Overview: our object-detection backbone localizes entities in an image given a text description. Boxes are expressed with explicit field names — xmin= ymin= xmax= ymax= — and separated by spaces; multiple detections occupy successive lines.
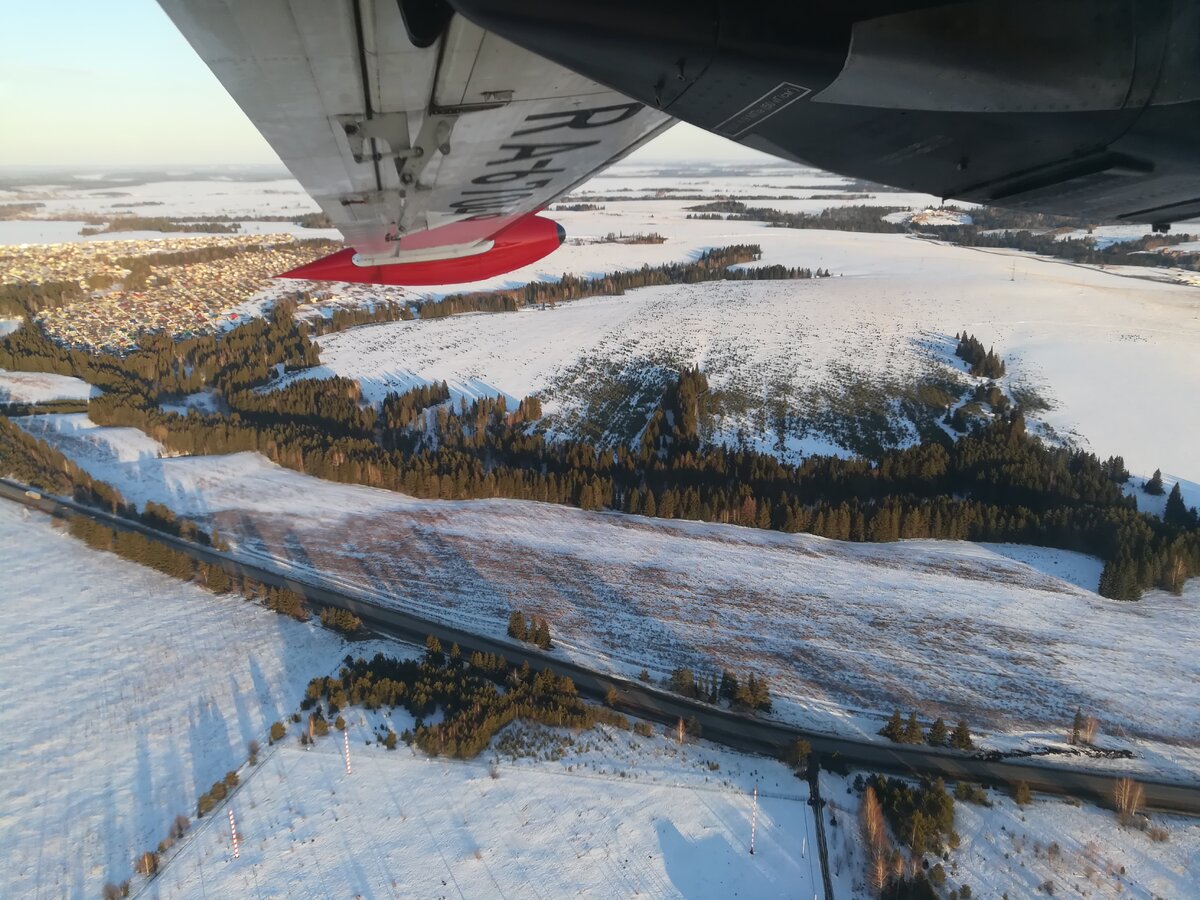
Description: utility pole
xmin=228 ymin=808 xmax=239 ymax=860
xmin=750 ymin=784 xmax=758 ymax=855
xmin=343 ymin=728 xmax=352 ymax=775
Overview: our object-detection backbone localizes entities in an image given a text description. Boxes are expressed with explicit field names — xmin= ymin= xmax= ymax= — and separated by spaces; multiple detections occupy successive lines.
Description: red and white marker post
xmin=343 ymin=728 xmax=352 ymax=775
xmin=228 ymin=808 xmax=239 ymax=860
xmin=749 ymin=784 xmax=758 ymax=855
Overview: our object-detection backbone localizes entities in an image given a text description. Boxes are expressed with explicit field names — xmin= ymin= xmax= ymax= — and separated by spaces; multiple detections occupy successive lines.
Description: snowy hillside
xmin=0 ymin=367 xmax=99 ymax=403
xmin=17 ymin=415 xmax=1200 ymax=781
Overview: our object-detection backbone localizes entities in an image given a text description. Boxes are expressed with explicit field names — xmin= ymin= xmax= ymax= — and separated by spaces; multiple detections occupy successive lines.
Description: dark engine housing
xmin=450 ymin=0 xmax=1200 ymax=224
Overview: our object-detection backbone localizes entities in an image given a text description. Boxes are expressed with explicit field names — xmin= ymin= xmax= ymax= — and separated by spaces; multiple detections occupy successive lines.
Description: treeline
xmin=929 ymin=221 xmax=1200 ymax=270
xmin=686 ymin=200 xmax=908 ymax=233
xmin=0 ymin=201 xmax=44 ymax=220
xmin=594 ymin=232 xmax=666 ymax=244
xmin=0 ymin=280 xmax=82 ymax=317
xmin=79 ymin=358 xmax=1200 ymax=600
xmin=0 ymin=415 xmax=129 ymax=512
xmin=380 ymin=380 xmax=450 ymax=433
xmin=308 ymin=244 xmax=798 ymax=335
xmin=80 ymin=217 xmax=242 ymax=235
xmin=954 ymin=332 xmax=1006 ymax=378
xmin=63 ymin=514 xmax=316 ymax=625
xmin=292 ymin=211 xmax=332 ymax=228
xmin=304 ymin=647 xmax=628 ymax=759
xmin=668 ymin=666 xmax=771 ymax=712
xmin=880 ymin=711 xmax=973 ymax=750
xmin=0 ymin=300 xmax=318 ymax=395
xmin=68 ymin=517 xmax=198 ymax=584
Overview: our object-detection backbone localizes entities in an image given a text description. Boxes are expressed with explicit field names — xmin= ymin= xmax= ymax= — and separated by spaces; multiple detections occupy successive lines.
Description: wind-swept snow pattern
xmin=155 ymin=720 xmax=824 ymax=900
xmin=0 ymin=502 xmax=350 ymax=898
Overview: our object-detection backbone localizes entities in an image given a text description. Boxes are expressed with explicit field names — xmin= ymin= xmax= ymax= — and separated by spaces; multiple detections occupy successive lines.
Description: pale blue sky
xmin=0 ymin=0 xmax=761 ymax=167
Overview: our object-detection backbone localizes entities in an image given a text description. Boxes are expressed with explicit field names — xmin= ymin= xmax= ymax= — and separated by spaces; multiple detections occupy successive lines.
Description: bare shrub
xmin=860 ymin=786 xmax=892 ymax=892
xmin=1148 ymin=825 xmax=1169 ymax=842
xmin=101 ymin=883 xmax=123 ymax=900
xmin=1113 ymin=778 xmax=1144 ymax=826
xmin=170 ymin=814 xmax=189 ymax=840
xmin=1080 ymin=716 xmax=1099 ymax=744
xmin=1012 ymin=780 xmax=1031 ymax=806
xmin=135 ymin=850 xmax=159 ymax=877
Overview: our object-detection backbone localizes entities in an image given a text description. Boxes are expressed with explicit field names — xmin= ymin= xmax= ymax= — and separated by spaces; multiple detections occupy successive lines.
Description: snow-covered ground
xmin=0 ymin=368 xmax=100 ymax=403
xmin=0 ymin=502 xmax=353 ymax=898
xmin=823 ymin=775 xmax=1200 ymax=899
xmin=16 ymin=415 xmax=1200 ymax=782
xmin=10 ymin=167 xmax=1197 ymax=491
xmin=154 ymin=716 xmax=825 ymax=900
xmin=261 ymin=211 xmax=1200 ymax=494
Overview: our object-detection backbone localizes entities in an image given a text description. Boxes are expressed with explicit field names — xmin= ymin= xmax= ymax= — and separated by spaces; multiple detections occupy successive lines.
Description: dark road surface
xmin=4 ymin=478 xmax=1199 ymax=822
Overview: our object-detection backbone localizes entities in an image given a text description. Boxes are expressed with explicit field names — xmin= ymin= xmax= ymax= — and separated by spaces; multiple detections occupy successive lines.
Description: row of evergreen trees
xmin=507 ymin=610 xmax=552 ymax=649
xmin=880 ymin=711 xmax=973 ymax=750
xmin=668 ymin=666 xmax=772 ymax=712
xmin=685 ymin=200 xmax=909 ymax=233
xmin=61 ymin=513 xmax=314 ymax=622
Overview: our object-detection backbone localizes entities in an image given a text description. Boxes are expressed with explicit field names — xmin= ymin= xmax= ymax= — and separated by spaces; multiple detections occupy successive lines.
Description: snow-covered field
xmin=0 ymin=367 xmax=99 ymax=403
xmin=16 ymin=414 xmax=1200 ymax=782
xmin=266 ymin=206 xmax=1200 ymax=494
xmin=0 ymin=502 xmax=351 ymax=898
xmin=154 ymin=716 xmax=826 ymax=900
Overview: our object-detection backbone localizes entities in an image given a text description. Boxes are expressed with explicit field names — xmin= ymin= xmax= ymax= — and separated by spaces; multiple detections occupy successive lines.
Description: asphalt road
xmin=4 ymin=477 xmax=1199 ymax=821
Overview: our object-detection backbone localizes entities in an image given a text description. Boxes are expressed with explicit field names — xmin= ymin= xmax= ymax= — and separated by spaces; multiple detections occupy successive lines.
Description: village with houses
xmin=0 ymin=234 xmax=336 ymax=352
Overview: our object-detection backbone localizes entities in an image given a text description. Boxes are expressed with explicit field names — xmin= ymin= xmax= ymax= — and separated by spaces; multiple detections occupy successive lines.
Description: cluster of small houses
xmin=2 ymin=235 xmax=329 ymax=352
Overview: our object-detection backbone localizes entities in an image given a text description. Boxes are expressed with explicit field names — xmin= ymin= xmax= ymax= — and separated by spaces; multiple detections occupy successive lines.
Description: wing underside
xmin=157 ymin=0 xmax=672 ymax=275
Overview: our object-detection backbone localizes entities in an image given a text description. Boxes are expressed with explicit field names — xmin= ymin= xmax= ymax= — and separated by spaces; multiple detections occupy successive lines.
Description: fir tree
xmin=506 ymin=610 xmax=527 ymax=641
xmin=903 ymin=712 xmax=924 ymax=744
xmin=949 ymin=720 xmax=974 ymax=750
xmin=1144 ymin=468 xmax=1165 ymax=495
xmin=881 ymin=710 xmax=905 ymax=742
xmin=1165 ymin=482 xmax=1194 ymax=528
xmin=926 ymin=717 xmax=948 ymax=747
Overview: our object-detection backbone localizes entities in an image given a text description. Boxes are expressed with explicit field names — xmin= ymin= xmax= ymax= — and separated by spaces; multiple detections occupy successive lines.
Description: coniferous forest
xmin=1 ymin=246 xmax=1197 ymax=603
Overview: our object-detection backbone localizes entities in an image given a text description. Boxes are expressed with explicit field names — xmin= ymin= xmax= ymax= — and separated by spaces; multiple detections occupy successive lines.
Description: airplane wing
xmin=157 ymin=0 xmax=673 ymax=284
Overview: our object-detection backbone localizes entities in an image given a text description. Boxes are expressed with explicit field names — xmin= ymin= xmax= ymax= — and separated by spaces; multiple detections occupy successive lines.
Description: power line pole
xmin=749 ymin=784 xmax=758 ymax=855
xmin=344 ymin=728 xmax=352 ymax=775
xmin=228 ymin=808 xmax=240 ymax=860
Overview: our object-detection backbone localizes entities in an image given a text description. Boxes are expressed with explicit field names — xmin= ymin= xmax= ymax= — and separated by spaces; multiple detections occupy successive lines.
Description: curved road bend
xmin=3 ymin=478 xmax=1198 ymax=820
